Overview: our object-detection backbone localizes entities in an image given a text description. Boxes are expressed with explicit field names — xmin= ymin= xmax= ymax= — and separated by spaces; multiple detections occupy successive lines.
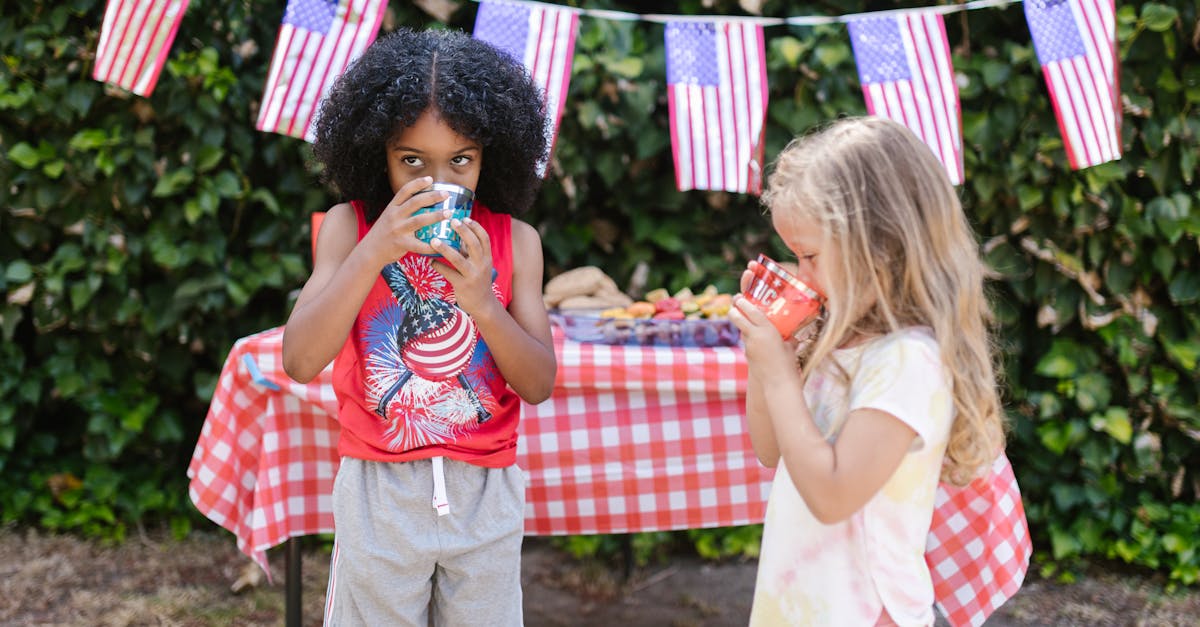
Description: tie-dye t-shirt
xmin=331 ymin=201 xmax=521 ymax=468
xmin=749 ymin=328 xmax=953 ymax=627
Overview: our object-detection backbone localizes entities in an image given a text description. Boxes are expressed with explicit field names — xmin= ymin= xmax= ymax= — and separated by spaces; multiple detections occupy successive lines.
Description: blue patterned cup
xmin=414 ymin=182 xmax=474 ymax=255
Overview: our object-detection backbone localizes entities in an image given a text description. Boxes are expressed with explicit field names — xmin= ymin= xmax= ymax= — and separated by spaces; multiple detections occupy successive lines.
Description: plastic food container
xmin=549 ymin=310 xmax=741 ymax=348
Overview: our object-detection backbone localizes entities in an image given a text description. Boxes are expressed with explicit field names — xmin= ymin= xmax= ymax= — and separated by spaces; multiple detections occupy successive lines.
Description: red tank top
xmin=331 ymin=201 xmax=520 ymax=467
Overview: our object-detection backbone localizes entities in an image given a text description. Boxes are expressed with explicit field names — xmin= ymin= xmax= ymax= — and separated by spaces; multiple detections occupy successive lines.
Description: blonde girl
xmin=728 ymin=117 xmax=1005 ymax=626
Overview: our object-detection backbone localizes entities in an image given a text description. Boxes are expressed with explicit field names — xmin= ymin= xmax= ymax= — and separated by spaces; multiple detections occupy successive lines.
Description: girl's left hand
xmin=430 ymin=217 xmax=497 ymax=316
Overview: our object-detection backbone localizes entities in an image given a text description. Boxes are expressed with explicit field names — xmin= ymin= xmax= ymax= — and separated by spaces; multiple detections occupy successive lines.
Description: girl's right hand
xmin=730 ymin=293 xmax=797 ymax=383
xmin=361 ymin=176 xmax=450 ymax=267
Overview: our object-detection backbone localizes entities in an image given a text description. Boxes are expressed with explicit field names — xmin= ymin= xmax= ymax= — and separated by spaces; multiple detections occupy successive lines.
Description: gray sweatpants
xmin=324 ymin=456 xmax=525 ymax=627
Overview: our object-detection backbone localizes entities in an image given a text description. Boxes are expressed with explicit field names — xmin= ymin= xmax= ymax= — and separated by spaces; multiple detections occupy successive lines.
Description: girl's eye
xmin=451 ymin=155 xmax=471 ymax=166
xmin=402 ymin=156 xmax=423 ymax=167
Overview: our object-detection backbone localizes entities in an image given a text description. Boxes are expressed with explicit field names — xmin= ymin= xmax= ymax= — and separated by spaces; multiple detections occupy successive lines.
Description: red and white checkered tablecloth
xmin=188 ymin=326 xmax=1030 ymax=623
xmin=187 ymin=326 xmax=772 ymax=574
xmin=187 ymin=326 xmax=341 ymax=576
xmin=521 ymin=330 xmax=770 ymax=535
xmin=927 ymin=452 xmax=1033 ymax=627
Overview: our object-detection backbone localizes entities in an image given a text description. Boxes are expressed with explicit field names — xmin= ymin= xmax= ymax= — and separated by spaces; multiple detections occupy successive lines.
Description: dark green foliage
xmin=1 ymin=0 xmax=1197 ymax=584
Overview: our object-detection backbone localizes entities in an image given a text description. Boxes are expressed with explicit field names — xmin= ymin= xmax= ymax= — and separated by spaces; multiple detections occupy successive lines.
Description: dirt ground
xmin=2 ymin=525 xmax=1199 ymax=627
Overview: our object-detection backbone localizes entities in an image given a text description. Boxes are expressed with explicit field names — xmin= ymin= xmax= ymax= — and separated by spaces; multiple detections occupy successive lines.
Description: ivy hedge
xmin=1 ymin=0 xmax=1197 ymax=583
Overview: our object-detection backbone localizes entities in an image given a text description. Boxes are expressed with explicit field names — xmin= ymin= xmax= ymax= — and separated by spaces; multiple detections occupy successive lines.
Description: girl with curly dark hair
xmin=281 ymin=27 xmax=556 ymax=626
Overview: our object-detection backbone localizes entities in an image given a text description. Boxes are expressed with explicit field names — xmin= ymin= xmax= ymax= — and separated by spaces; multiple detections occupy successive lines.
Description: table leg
xmin=621 ymin=534 xmax=633 ymax=581
xmin=286 ymin=537 xmax=302 ymax=627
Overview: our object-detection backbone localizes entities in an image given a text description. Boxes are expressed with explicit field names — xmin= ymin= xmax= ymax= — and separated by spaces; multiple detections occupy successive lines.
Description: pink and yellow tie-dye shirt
xmin=749 ymin=328 xmax=953 ymax=627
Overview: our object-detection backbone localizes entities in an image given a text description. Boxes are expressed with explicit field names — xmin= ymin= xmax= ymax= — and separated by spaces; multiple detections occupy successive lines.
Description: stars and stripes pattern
xmin=847 ymin=11 xmax=964 ymax=185
xmin=92 ymin=0 xmax=190 ymax=96
xmin=472 ymin=0 xmax=579 ymax=174
xmin=1024 ymin=0 xmax=1119 ymax=169
xmin=256 ymin=0 xmax=387 ymax=142
xmin=665 ymin=20 xmax=768 ymax=195
xmin=401 ymin=310 xmax=479 ymax=380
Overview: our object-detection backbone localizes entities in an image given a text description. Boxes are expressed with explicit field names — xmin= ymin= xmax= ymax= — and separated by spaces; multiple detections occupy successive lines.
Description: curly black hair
xmin=311 ymin=28 xmax=549 ymax=222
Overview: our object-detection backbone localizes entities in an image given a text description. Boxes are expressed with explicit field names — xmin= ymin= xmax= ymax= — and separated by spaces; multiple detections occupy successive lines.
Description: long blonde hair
xmin=763 ymin=117 xmax=1004 ymax=485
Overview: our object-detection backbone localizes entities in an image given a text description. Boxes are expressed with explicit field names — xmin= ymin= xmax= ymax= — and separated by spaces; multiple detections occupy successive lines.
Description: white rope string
xmin=466 ymin=0 xmax=1025 ymax=26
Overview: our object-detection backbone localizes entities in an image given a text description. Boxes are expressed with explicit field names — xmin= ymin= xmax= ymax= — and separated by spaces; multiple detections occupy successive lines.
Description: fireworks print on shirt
xmin=361 ymin=255 xmax=502 ymax=451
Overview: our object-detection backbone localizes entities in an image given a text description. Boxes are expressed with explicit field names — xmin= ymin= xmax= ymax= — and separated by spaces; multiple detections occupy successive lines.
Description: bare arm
xmin=729 ymin=295 xmax=916 ymax=524
xmin=735 ymin=266 xmax=781 ymax=466
xmin=744 ymin=372 xmax=781 ymax=467
xmin=281 ymin=203 xmax=373 ymax=382
xmin=432 ymin=217 xmax=556 ymax=403
xmin=282 ymin=177 xmax=447 ymax=382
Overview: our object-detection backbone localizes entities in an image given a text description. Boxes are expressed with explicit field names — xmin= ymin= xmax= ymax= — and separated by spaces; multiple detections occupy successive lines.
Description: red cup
xmin=743 ymin=254 xmax=824 ymax=339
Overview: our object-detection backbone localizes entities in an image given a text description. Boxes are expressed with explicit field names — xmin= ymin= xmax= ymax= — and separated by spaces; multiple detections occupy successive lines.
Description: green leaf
xmin=1090 ymin=407 xmax=1133 ymax=444
xmin=1050 ymin=524 xmax=1082 ymax=560
xmin=980 ymin=60 xmax=1011 ymax=88
xmin=1017 ymin=185 xmax=1043 ymax=211
xmin=1074 ymin=372 xmax=1112 ymax=412
xmin=604 ymin=56 xmax=644 ymax=79
xmin=211 ymin=171 xmax=240 ymax=198
xmin=5 ymin=260 xmax=34 ymax=282
xmin=814 ymin=42 xmax=851 ymax=70
xmin=1035 ymin=339 xmax=1082 ymax=378
xmin=1167 ymin=270 xmax=1200 ymax=305
xmin=8 ymin=142 xmax=41 ymax=168
xmin=1151 ymin=246 xmax=1175 ymax=279
xmin=151 ymin=168 xmax=195 ymax=197
xmin=1161 ymin=335 xmax=1200 ymax=370
xmin=1038 ymin=420 xmax=1087 ymax=455
xmin=1140 ymin=4 xmax=1178 ymax=31
xmin=42 ymin=160 xmax=65 ymax=178
xmin=195 ymin=146 xmax=224 ymax=173
xmin=772 ymin=36 xmax=803 ymax=68
xmin=68 ymin=275 xmax=102 ymax=312
xmin=68 ymin=129 xmax=110 ymax=151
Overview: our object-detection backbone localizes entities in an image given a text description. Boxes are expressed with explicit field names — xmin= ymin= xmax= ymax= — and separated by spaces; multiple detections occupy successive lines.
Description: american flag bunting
xmin=256 ymin=0 xmax=387 ymax=142
xmin=1024 ymin=0 xmax=1120 ymax=169
xmin=93 ymin=0 xmax=190 ymax=96
xmin=665 ymin=20 xmax=768 ymax=195
xmin=473 ymin=0 xmax=580 ymax=174
xmin=847 ymin=11 xmax=964 ymax=185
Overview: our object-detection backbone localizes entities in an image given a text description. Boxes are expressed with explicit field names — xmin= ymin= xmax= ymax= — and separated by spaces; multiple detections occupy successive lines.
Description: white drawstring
xmin=431 ymin=456 xmax=450 ymax=516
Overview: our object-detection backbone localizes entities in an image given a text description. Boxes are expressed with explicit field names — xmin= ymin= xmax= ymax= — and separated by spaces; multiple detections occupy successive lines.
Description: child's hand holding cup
xmin=742 ymin=254 xmax=824 ymax=339
xmin=414 ymin=182 xmax=473 ymax=256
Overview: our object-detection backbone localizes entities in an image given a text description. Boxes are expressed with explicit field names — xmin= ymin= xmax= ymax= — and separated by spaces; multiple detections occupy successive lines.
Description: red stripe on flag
xmin=141 ymin=4 xmax=186 ymax=95
xmin=750 ymin=23 xmax=768 ymax=193
xmin=289 ymin=0 xmax=355 ymax=138
xmin=93 ymin=0 xmax=188 ymax=96
xmin=98 ymin=0 xmax=138 ymax=84
xmin=907 ymin=16 xmax=939 ymax=166
xmin=667 ymin=89 xmax=685 ymax=191
xmin=257 ymin=0 xmax=387 ymax=141
xmin=115 ymin=1 xmax=155 ymax=88
xmin=123 ymin=1 xmax=167 ymax=92
xmin=719 ymin=25 xmax=736 ymax=191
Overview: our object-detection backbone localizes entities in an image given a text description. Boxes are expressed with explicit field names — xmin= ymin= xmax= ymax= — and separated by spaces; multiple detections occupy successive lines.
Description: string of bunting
xmin=92 ymin=0 xmax=1119 ymax=193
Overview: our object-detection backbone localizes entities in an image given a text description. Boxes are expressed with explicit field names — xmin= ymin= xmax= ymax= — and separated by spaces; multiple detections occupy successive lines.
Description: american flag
xmin=847 ymin=12 xmax=963 ymax=185
xmin=256 ymin=0 xmax=387 ymax=142
xmin=665 ymin=20 xmax=768 ymax=194
xmin=472 ymin=0 xmax=579 ymax=174
xmin=1024 ymin=0 xmax=1119 ymax=169
xmin=92 ymin=0 xmax=190 ymax=96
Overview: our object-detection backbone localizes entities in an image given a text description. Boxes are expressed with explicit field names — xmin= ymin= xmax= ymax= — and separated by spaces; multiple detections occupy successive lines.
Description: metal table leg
xmin=286 ymin=537 xmax=302 ymax=627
